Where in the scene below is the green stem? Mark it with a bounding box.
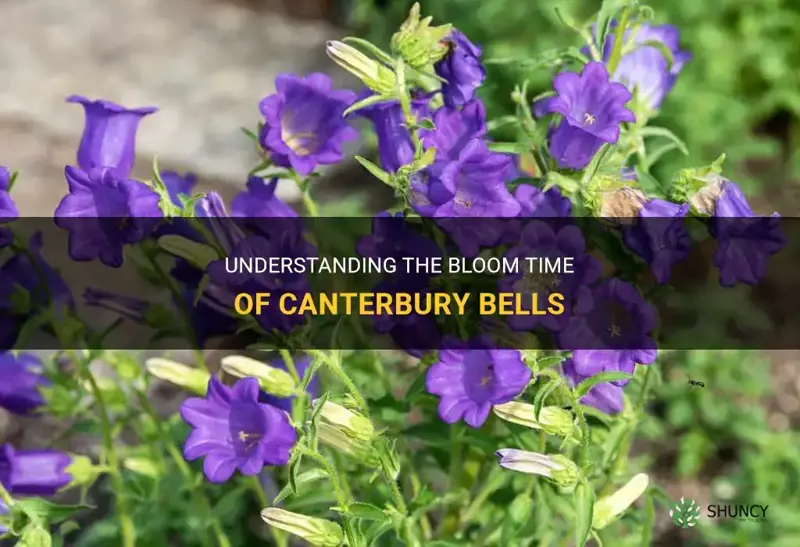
[606,7,631,75]
[311,351,369,414]
[73,353,136,547]
[0,481,13,507]
[134,390,231,547]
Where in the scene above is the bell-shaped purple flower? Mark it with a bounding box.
[67,95,157,178]
[231,177,298,218]
[259,355,320,412]
[562,358,623,414]
[359,100,415,173]
[180,377,297,483]
[357,212,440,274]
[411,139,521,218]
[435,30,486,108]
[54,166,162,267]
[420,99,487,161]
[709,180,784,287]
[259,73,358,175]
[426,336,531,428]
[514,185,572,217]
[84,288,150,324]
[0,166,17,247]
[161,171,197,206]
[536,62,635,170]
[0,443,72,496]
[500,221,601,333]
[0,353,49,416]
[558,278,657,383]
[623,199,691,283]
[602,24,692,111]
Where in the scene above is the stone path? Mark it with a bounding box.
[0,0,359,215]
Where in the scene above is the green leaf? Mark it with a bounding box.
[533,380,561,421]
[575,372,633,399]
[501,494,534,544]
[640,494,655,546]
[344,94,396,117]
[574,481,595,547]
[273,468,328,504]
[638,126,689,156]
[596,1,626,52]
[487,142,531,154]
[14,499,92,526]
[416,119,435,131]
[354,156,393,186]
[347,502,390,522]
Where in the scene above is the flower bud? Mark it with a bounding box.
[316,422,377,465]
[157,235,218,270]
[592,473,649,529]
[261,508,344,547]
[495,449,578,487]
[315,400,375,443]
[669,153,726,214]
[390,3,452,69]
[144,358,211,396]
[220,355,297,398]
[493,402,579,439]
[326,41,396,95]
[686,173,724,215]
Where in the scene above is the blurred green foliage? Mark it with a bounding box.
[348,0,800,195]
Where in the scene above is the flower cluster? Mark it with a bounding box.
[0,2,788,546]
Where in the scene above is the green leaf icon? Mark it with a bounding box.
[669,497,701,528]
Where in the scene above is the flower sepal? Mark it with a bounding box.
[669,153,726,213]
[390,3,452,70]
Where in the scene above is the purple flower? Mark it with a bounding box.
[426,336,531,428]
[421,99,487,161]
[0,443,72,496]
[602,24,691,111]
[536,62,635,170]
[231,177,298,218]
[500,221,601,332]
[66,95,157,178]
[259,73,358,175]
[0,353,49,416]
[162,171,198,206]
[558,279,658,383]
[0,233,74,350]
[623,199,691,283]
[0,499,7,534]
[54,166,162,267]
[411,139,521,218]
[259,355,319,412]
[357,212,440,274]
[435,30,486,108]
[181,377,297,483]
[710,180,784,287]
[84,288,150,323]
[562,358,623,414]
[359,100,415,173]
[514,185,572,217]
[0,167,17,247]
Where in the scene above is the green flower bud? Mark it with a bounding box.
[493,402,579,439]
[669,154,726,213]
[65,455,106,489]
[390,3,452,69]
[220,355,297,398]
[496,449,578,488]
[316,422,377,465]
[261,508,344,547]
[157,235,218,270]
[316,400,375,443]
[326,41,396,95]
[144,358,210,396]
[592,473,649,529]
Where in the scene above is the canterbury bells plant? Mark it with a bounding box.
[0,2,785,547]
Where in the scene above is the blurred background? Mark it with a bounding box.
[2,0,800,545]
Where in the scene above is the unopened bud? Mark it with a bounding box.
[145,358,211,396]
[326,41,395,95]
[493,402,579,439]
[593,473,649,529]
[390,3,452,69]
[495,449,578,487]
[220,355,297,398]
[261,508,343,547]
[669,153,726,214]
[316,400,375,442]
[316,422,377,465]
[158,235,219,270]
